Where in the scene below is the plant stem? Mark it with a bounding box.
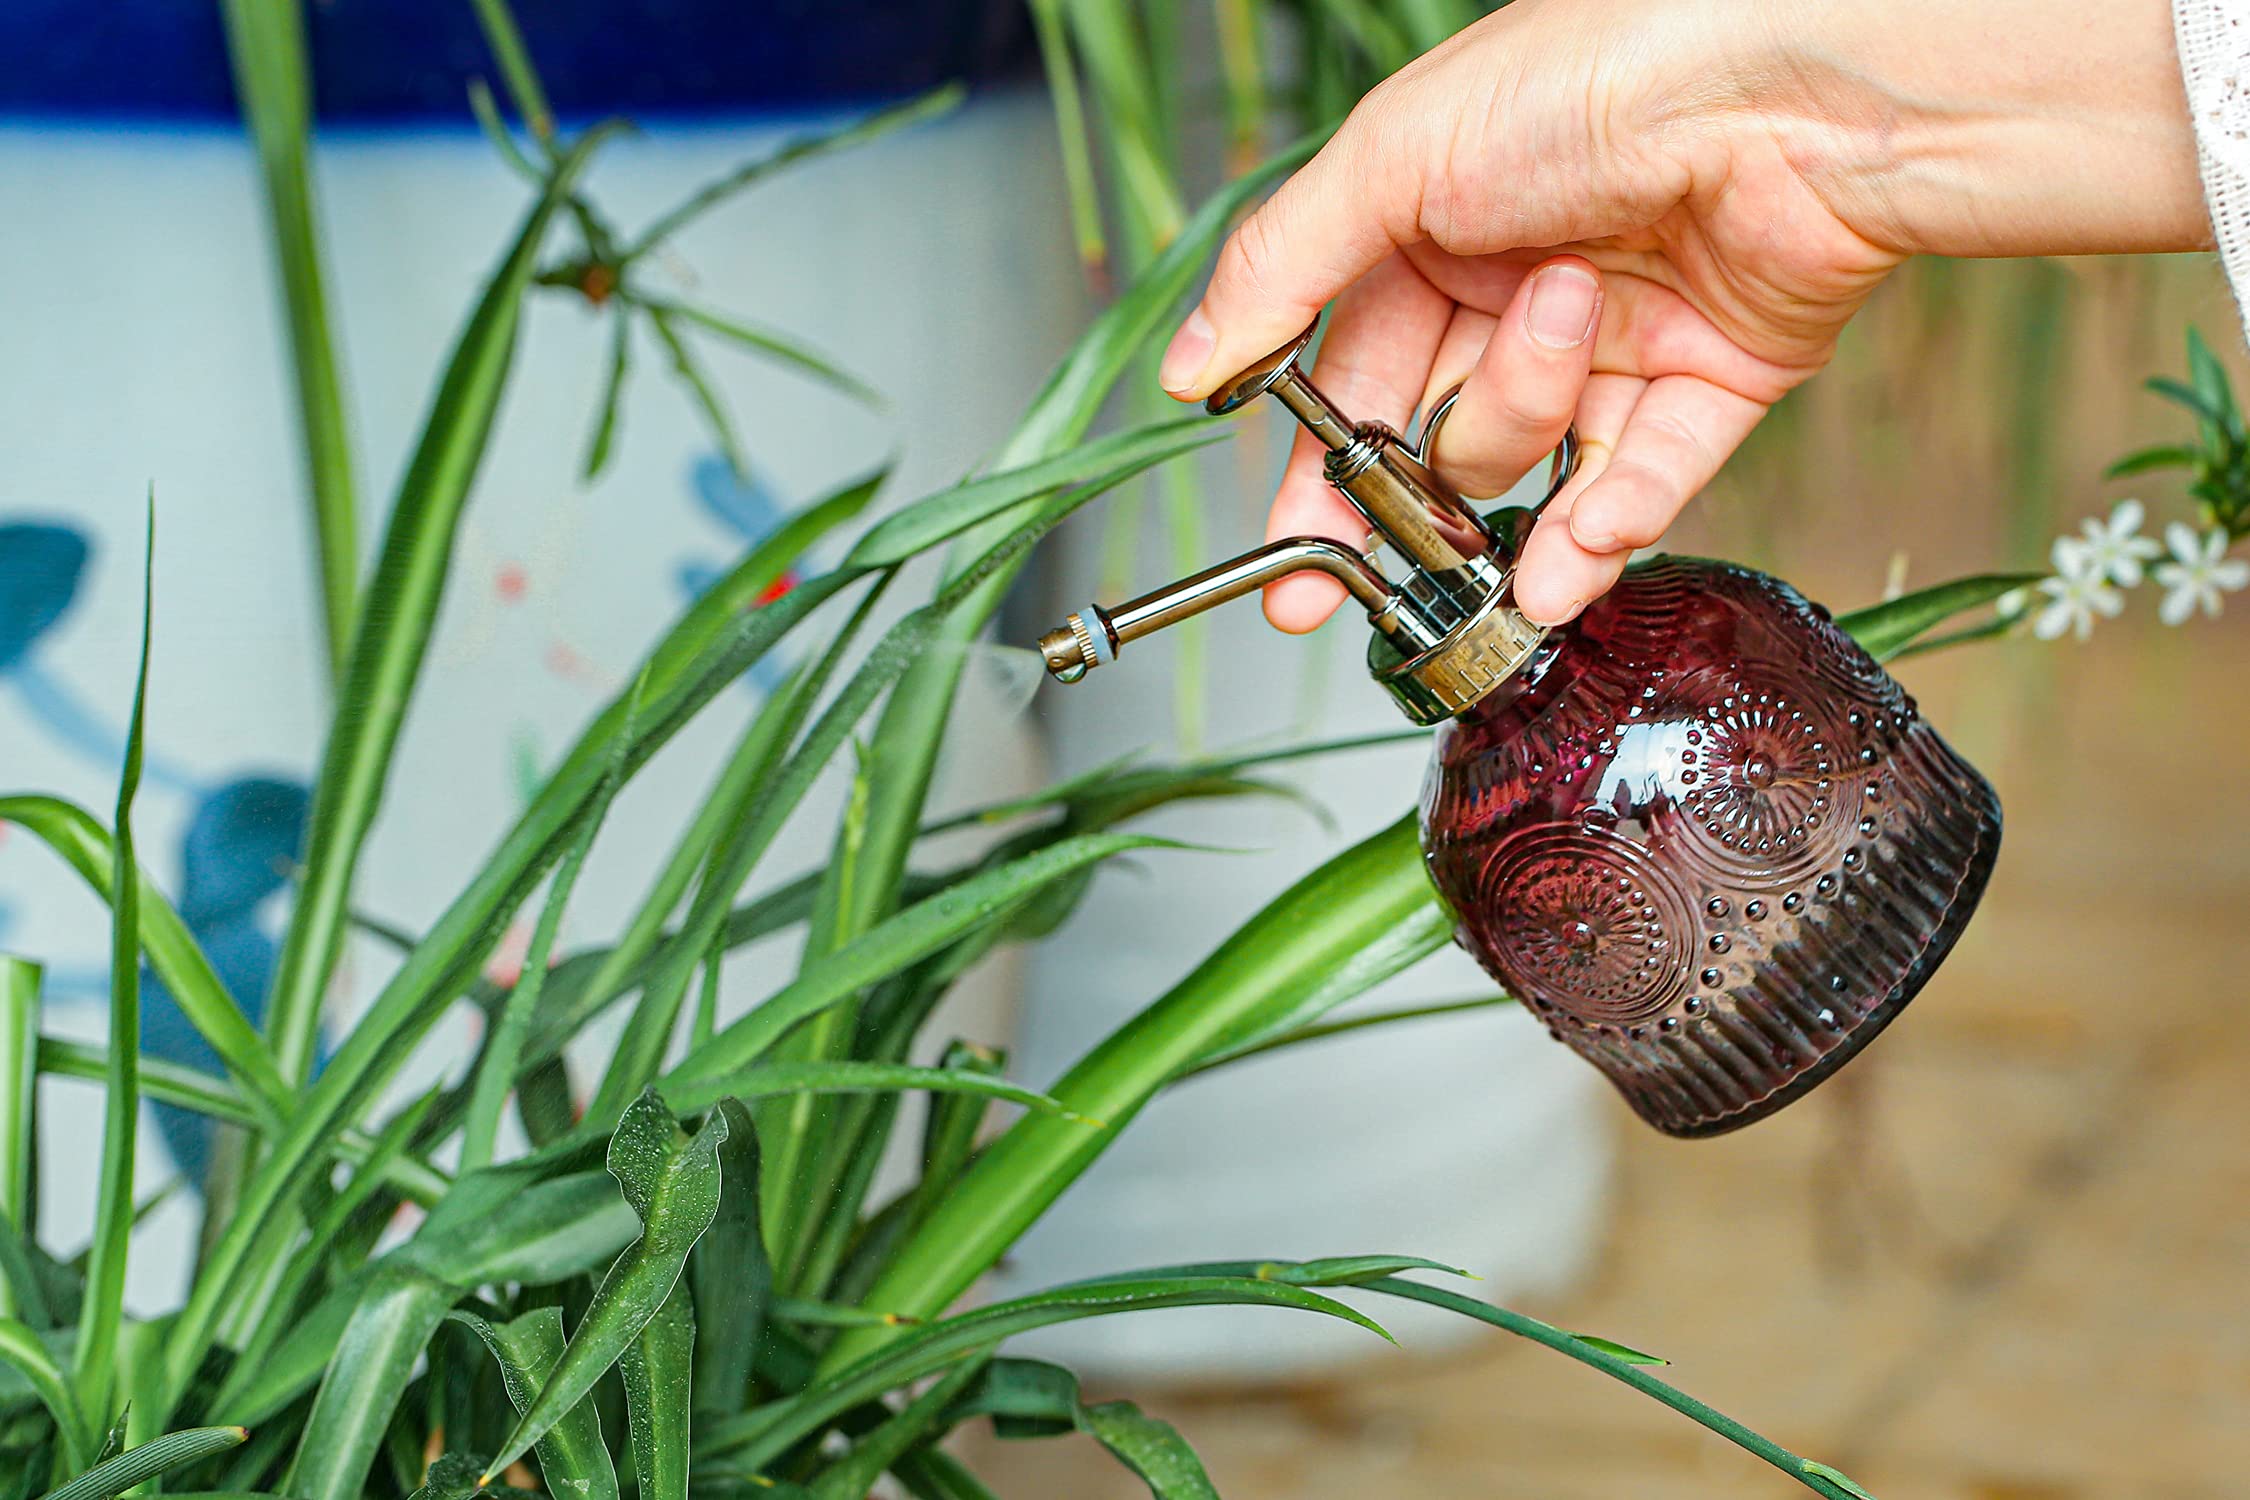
[217,0,361,685]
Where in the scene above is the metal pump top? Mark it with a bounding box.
[1036,323,1579,724]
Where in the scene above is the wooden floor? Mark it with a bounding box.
[962,583,2250,1496]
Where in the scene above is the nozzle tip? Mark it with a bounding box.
[1039,621,1090,682]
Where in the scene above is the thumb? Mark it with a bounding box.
[1157,95,1423,400]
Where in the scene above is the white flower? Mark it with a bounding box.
[2152,522,2250,625]
[2056,499,2163,588]
[2031,570,2124,642]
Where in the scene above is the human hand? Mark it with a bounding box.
[1159,0,2207,629]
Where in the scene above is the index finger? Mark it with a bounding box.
[1157,93,1426,401]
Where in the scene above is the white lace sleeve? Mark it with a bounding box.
[2177,0,2250,333]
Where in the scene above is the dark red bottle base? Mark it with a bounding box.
[1421,556,2002,1137]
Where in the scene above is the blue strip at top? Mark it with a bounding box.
[1,0,1035,124]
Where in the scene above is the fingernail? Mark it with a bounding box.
[1159,308,1215,394]
[1522,594,1583,628]
[1526,265,1598,350]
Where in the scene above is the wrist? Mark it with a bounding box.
[1742,0,2209,258]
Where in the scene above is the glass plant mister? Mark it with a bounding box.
[1038,326,2002,1136]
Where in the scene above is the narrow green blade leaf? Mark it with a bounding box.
[1183,995,1513,1077]
[704,1276,1390,1467]
[2103,443,2199,478]
[626,87,963,258]
[36,1425,247,1500]
[657,1062,1088,1127]
[807,1356,988,1500]
[824,814,1440,1374]
[483,1094,727,1479]
[1364,1277,1866,1500]
[689,1098,767,1413]
[75,501,152,1418]
[0,799,288,1121]
[940,1357,1218,1498]
[844,417,1222,567]
[0,1317,92,1474]
[615,1281,692,1500]
[892,1449,1001,1500]
[642,299,882,407]
[1834,573,2040,661]
[447,1307,618,1500]
[1801,1459,1882,1499]
[646,305,749,481]
[581,304,632,481]
[0,958,39,1314]
[279,1269,458,1500]
[262,123,619,1093]
[1569,1332,1669,1366]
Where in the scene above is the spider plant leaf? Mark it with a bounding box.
[891,1449,1001,1500]
[843,415,1222,568]
[168,564,850,1412]
[689,1098,767,1413]
[481,1093,727,1481]
[834,138,1327,1068]
[668,832,1189,1088]
[0,1216,69,1334]
[0,1318,90,1474]
[0,799,287,1122]
[2103,443,2199,478]
[655,1061,1086,1123]
[466,77,540,181]
[912,1040,1006,1223]
[823,813,1440,1372]
[581,304,632,481]
[625,87,964,260]
[446,1307,617,1500]
[700,1276,1389,1468]
[1799,1460,1881,1500]
[1834,572,2041,661]
[463,0,553,143]
[463,668,642,1174]
[31,1041,448,1207]
[1360,1277,1866,1500]
[1569,1332,1669,1366]
[0,959,37,1306]
[646,305,749,481]
[614,1281,692,1500]
[806,1355,989,1500]
[261,121,619,1099]
[1183,995,1515,1077]
[640,299,882,408]
[36,1425,247,1500]
[216,0,359,679]
[279,1269,460,1500]
[940,1357,1217,1498]
[74,504,152,1420]
[769,1298,922,1330]
[2185,325,2243,443]
[1024,0,1108,274]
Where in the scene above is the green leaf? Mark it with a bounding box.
[31,1040,448,1207]
[1800,1459,1882,1499]
[823,814,1441,1373]
[844,416,1222,567]
[1569,1332,1669,1366]
[657,1061,1089,1125]
[646,304,749,481]
[0,800,288,1123]
[702,1275,1391,1468]
[642,299,882,407]
[807,1355,989,1500]
[2186,326,2242,441]
[216,0,360,678]
[625,87,964,259]
[0,959,39,1315]
[770,1298,922,1330]
[0,1318,91,1474]
[447,1307,618,1500]
[463,669,641,1173]
[482,1094,727,1479]
[1363,1277,1866,1499]
[280,1269,459,1500]
[581,303,632,481]
[892,1449,1000,1500]
[261,123,621,1095]
[942,1357,1218,1498]
[2145,374,2227,426]
[615,1282,692,1500]
[75,502,152,1420]
[1833,573,2041,662]
[1184,995,1514,1077]
[688,1098,768,1414]
[2103,443,2199,478]
[668,833,1188,1089]
[36,1425,246,1500]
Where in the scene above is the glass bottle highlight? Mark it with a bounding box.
[1036,326,2000,1136]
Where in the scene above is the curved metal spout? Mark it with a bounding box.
[1039,537,1397,681]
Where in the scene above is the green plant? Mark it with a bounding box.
[0,11,2069,1500]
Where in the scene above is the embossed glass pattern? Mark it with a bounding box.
[1422,557,2002,1136]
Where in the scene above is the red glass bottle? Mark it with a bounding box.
[1420,557,2000,1135]
[1037,327,2001,1135]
